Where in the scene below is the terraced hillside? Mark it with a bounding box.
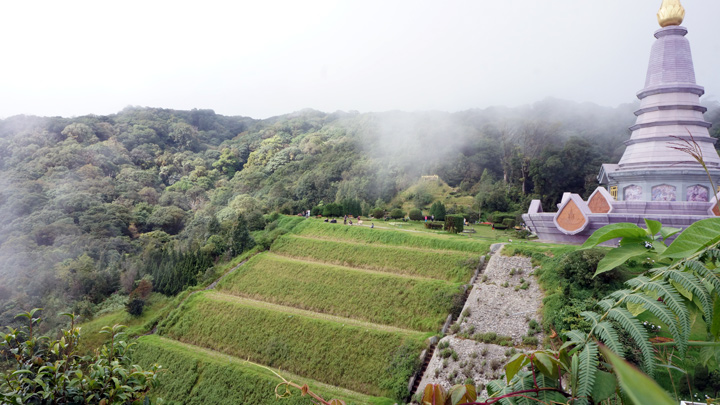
[140,218,490,404]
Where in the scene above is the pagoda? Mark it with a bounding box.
[523,0,720,244]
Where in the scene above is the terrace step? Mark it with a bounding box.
[204,290,423,336]
[410,343,437,397]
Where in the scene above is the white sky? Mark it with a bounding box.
[1,0,719,119]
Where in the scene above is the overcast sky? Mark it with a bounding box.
[1,0,719,119]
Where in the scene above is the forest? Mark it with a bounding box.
[2,99,720,329]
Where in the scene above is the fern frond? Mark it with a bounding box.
[510,370,535,405]
[626,277,690,351]
[564,330,588,347]
[486,379,516,405]
[624,292,685,355]
[596,323,625,358]
[533,373,567,404]
[662,269,712,324]
[575,341,599,405]
[596,299,615,312]
[606,307,654,375]
[687,259,720,295]
[703,248,720,262]
[608,289,633,303]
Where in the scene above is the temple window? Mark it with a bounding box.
[609,186,618,200]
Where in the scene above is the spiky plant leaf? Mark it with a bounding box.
[596,299,615,312]
[687,259,720,295]
[485,380,515,405]
[661,269,712,324]
[533,373,567,404]
[574,341,599,405]
[563,330,587,350]
[510,370,535,405]
[582,311,625,358]
[606,307,654,375]
[623,293,684,355]
[625,277,690,349]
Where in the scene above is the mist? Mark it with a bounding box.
[2,1,720,119]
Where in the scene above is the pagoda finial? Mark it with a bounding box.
[658,0,685,27]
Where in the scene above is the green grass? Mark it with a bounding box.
[134,335,395,405]
[216,253,463,331]
[156,292,426,398]
[293,220,489,253]
[77,293,173,354]
[271,234,478,282]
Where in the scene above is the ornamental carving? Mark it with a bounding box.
[624,185,643,201]
[652,184,677,202]
[686,185,708,202]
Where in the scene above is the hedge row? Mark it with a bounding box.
[215,253,464,331]
[271,235,477,282]
[156,292,425,398]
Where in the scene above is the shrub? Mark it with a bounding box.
[429,201,446,221]
[371,208,385,218]
[408,208,423,221]
[389,208,405,219]
[0,311,160,404]
[126,298,146,316]
[556,248,616,290]
[245,210,267,231]
[444,215,464,234]
[522,336,538,346]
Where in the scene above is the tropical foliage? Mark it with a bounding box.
[413,218,720,405]
[0,310,161,404]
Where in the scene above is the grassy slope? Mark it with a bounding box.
[156,291,426,397]
[293,220,489,253]
[215,253,462,331]
[134,335,395,405]
[271,234,478,282]
[77,293,173,353]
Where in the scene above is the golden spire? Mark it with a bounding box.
[657,0,685,27]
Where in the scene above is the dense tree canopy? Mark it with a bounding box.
[2,100,718,328]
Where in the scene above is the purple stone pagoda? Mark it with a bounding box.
[523,0,720,244]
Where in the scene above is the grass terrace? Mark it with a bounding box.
[271,234,479,282]
[293,220,490,253]
[156,291,427,397]
[215,253,463,331]
[134,335,395,405]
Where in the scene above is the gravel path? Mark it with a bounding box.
[414,245,543,399]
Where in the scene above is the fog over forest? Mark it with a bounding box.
[1,97,719,329]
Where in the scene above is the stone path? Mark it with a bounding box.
[414,245,543,399]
